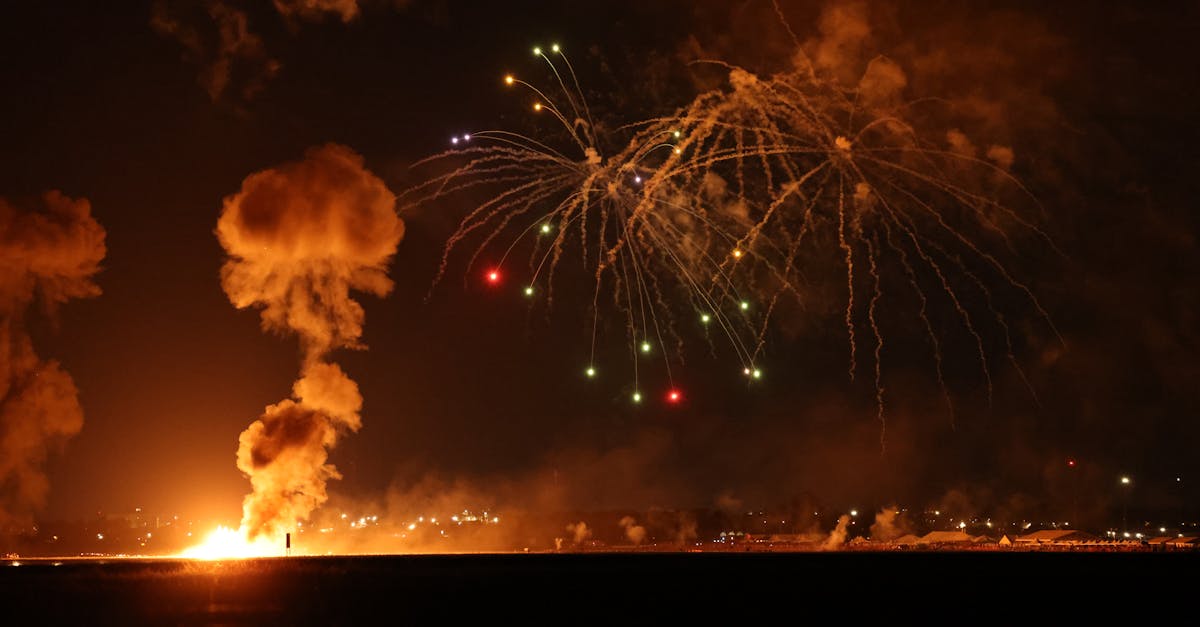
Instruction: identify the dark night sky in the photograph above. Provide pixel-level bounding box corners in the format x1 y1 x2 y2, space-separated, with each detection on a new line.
1 0 1197 527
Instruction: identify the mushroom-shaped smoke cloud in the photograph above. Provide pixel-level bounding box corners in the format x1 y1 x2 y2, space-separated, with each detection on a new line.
217 143 403 540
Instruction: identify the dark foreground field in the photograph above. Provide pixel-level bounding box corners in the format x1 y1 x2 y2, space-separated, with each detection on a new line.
1 552 1193 623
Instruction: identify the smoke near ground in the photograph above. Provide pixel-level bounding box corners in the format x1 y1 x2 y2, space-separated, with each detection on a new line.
565 521 591 545
0 192 105 529
217 143 403 540
619 515 646 545
868 505 909 541
823 514 851 550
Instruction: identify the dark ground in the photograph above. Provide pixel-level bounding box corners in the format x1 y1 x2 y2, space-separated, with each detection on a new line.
0 553 1192 623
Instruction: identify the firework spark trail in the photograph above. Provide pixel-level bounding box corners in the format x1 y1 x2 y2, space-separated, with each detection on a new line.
837 185 858 381
864 235 885 450
953 254 1041 407
401 47 784 395
407 38 1056 426
664 45 1059 430
880 217 955 420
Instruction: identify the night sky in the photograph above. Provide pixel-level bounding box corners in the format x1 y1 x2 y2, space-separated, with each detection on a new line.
1 0 1197 530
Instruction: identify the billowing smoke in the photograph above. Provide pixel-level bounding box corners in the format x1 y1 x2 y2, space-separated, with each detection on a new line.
565 521 592 545
806 0 873 84
618 515 646 545
823 514 851 550
151 1 280 103
273 0 360 23
0 192 106 528
216 143 403 540
869 505 909 542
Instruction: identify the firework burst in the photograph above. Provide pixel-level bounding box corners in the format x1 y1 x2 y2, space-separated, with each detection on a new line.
401 45 783 402
671 48 1062 433
405 40 1059 428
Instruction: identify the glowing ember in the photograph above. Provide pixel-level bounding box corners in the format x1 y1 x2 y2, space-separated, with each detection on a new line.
179 525 282 560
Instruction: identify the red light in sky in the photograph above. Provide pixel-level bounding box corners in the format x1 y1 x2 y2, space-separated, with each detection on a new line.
486 269 500 284
667 389 682 403
1068 459 1076 467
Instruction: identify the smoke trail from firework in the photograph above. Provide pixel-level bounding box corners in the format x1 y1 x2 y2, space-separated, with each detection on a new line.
0 192 105 528
217 143 403 540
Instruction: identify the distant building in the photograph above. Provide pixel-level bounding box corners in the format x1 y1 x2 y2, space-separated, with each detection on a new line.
998 535 1013 546
1014 530 1098 545
1167 537 1199 549
917 531 982 545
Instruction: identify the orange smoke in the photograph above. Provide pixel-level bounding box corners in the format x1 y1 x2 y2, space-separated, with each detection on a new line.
217 143 402 541
151 1 280 103
0 192 106 528
272 0 361 23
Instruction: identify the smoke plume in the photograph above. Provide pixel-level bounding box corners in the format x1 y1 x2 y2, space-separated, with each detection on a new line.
0 192 106 528
273 0 360 23
216 143 403 540
566 521 592 545
823 514 851 550
869 505 909 541
618 515 646 545
151 1 280 103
